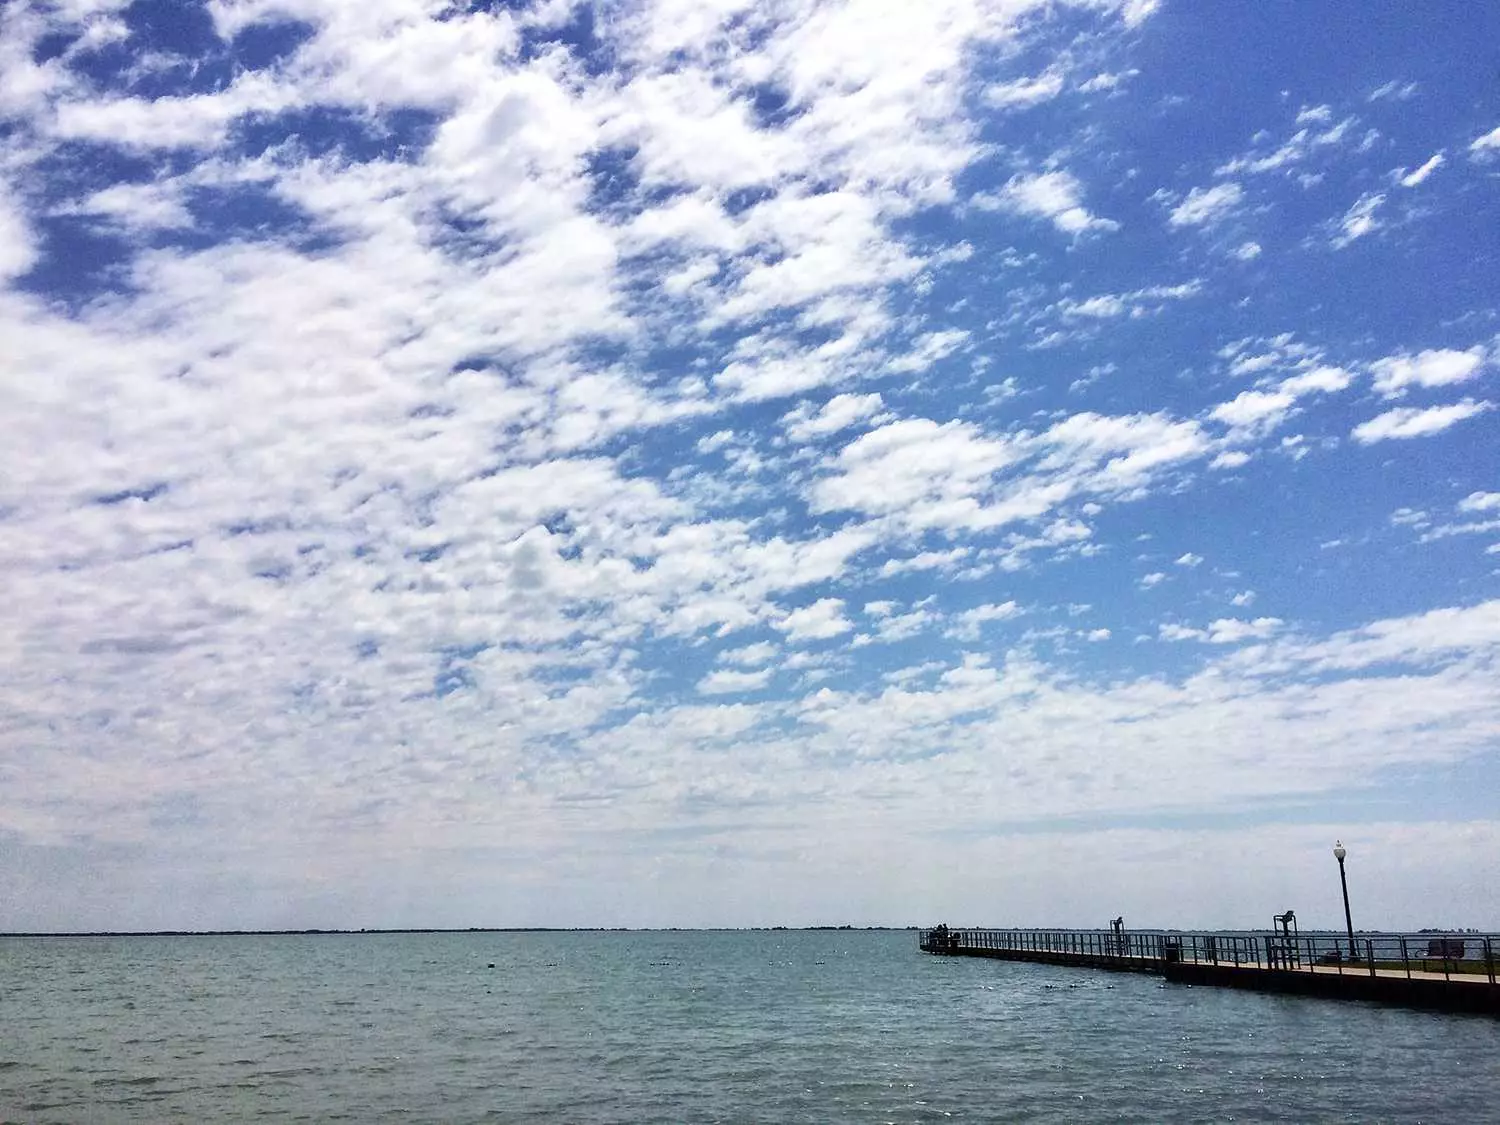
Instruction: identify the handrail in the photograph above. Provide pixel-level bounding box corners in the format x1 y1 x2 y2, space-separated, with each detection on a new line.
917 927 1499 985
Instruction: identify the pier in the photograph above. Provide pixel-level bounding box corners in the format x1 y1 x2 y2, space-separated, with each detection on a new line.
919 927 1500 1016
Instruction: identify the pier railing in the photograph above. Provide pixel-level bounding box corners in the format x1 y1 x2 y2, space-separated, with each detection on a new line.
918 928 1499 985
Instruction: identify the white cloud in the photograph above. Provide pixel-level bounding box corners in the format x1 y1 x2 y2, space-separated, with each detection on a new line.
1369 80 1419 102
809 417 1017 530
1161 617 1282 644
1459 492 1500 514
1211 389 1296 430
1231 241 1262 261
1331 192 1385 248
3 0 1498 931
1370 347 1487 398
72 180 193 230
0 186 36 281
719 641 779 667
806 408 1207 545
1397 152 1444 187
858 604 938 645
1206 617 1283 644
886 329 969 375
1168 182 1243 228
1221 333 1323 377
947 601 1021 640
1057 281 1200 320
1078 70 1135 93
1038 411 1208 487
1210 450 1252 470
1066 294 1116 319
977 170 1118 235
782 393 888 441
1469 124 1500 154
1176 552 1203 567
695 430 736 455
1209 362 1353 438
1280 366 1352 395
1226 600 1500 675
49 75 291 150
777 599 854 644
1352 400 1493 444
1217 113 1358 177
697 667 772 694
984 70 1064 110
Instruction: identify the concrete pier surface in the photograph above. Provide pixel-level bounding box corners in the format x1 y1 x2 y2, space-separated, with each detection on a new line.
919 927 1500 1016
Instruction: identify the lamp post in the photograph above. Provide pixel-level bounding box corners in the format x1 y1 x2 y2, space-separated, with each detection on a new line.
1333 841 1356 961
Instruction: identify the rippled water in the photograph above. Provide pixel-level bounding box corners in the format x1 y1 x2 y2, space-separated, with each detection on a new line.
4 930 1497 1122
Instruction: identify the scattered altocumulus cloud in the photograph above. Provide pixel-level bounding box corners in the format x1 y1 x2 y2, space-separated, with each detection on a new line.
1168 182 1244 228
1331 192 1386 247
1160 617 1283 644
1371 348 1487 398
698 667 773 695
978 170 1119 235
984 70 1065 110
1470 125 1500 154
1398 153 1444 187
1352 400 1492 444
0 0 1496 932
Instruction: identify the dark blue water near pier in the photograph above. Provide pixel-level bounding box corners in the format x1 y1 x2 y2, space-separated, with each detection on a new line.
4 929 1497 1122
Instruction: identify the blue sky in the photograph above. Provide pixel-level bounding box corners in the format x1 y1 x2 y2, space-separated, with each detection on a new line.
1 0 1498 932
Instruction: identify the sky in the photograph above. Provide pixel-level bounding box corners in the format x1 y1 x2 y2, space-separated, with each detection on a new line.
1 0 1498 934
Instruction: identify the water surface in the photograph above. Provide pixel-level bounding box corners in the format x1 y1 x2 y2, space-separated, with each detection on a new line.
3 930 1496 1122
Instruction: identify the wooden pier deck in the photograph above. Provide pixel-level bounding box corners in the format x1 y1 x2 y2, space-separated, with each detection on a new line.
919 928 1500 1016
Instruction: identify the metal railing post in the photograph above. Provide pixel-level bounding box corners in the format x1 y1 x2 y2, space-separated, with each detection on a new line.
1401 937 1410 979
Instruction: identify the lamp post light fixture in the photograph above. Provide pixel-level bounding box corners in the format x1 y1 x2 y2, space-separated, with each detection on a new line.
1333 840 1357 961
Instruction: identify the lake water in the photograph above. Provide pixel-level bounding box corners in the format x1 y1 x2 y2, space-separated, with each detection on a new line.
4 929 1497 1122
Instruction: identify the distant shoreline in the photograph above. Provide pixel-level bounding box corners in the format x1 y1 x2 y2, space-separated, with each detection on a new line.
0 925 916 938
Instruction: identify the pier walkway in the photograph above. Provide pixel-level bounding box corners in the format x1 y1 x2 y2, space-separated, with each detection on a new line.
918 928 1500 1015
